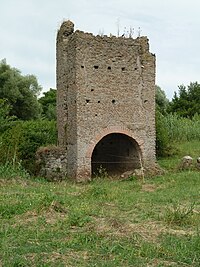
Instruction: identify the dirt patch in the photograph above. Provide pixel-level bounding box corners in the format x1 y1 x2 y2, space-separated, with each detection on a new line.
38 250 89 265
14 202 68 227
125 221 166 242
91 217 197 244
0 178 29 187
14 210 39 226
147 258 181 267
91 218 166 242
141 183 158 192
168 228 196 236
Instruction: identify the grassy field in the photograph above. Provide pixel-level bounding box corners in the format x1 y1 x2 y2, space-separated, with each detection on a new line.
0 142 200 266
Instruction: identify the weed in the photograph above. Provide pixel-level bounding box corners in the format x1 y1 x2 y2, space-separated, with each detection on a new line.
164 202 196 226
68 210 91 227
94 165 108 179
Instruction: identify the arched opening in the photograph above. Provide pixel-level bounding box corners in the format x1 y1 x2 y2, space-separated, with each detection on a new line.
91 133 141 176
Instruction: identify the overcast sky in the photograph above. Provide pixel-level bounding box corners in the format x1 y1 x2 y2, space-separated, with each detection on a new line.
0 0 200 99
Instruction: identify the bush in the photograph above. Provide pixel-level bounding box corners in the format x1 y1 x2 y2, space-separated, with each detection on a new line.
0 119 57 173
0 98 17 134
155 110 173 157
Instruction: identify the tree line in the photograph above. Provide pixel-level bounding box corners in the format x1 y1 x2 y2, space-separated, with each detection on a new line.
0 59 57 173
156 82 200 118
1 59 200 171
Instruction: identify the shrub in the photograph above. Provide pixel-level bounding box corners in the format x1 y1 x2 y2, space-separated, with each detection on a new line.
0 119 57 173
0 98 16 134
155 110 173 157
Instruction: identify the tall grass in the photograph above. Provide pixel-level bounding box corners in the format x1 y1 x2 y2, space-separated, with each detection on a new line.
164 113 200 141
0 162 30 179
156 112 200 157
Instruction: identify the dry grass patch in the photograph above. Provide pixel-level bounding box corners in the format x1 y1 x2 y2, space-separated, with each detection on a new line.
141 183 158 192
147 258 186 267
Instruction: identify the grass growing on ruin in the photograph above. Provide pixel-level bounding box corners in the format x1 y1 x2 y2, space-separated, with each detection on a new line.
0 143 200 266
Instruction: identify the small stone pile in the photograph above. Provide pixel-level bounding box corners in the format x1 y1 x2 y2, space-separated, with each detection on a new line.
35 146 67 181
180 155 200 170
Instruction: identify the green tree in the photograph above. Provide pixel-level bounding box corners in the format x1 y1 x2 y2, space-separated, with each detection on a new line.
169 82 200 118
155 86 176 157
0 59 42 120
155 110 168 156
0 99 16 133
155 85 169 115
38 88 56 120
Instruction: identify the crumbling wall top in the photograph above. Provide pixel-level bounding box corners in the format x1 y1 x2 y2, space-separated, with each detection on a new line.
57 20 74 41
57 20 151 53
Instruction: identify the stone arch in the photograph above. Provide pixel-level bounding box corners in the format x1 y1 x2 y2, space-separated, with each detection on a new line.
86 126 144 176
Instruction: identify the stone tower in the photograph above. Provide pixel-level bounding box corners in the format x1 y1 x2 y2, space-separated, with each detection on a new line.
57 20 156 181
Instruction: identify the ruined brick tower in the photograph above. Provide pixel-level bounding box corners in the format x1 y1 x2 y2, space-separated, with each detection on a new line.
56 20 156 181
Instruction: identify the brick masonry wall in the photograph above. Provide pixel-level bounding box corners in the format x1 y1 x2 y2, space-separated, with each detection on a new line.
57 21 156 181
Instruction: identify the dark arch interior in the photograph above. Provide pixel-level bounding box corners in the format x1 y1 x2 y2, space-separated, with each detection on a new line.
91 133 141 176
